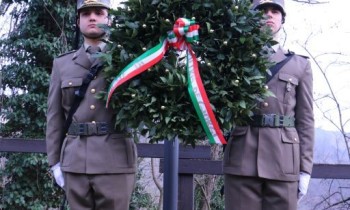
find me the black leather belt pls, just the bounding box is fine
[67,122,116,136]
[250,114,295,127]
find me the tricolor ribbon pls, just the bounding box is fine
[106,18,227,144]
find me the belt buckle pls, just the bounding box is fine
[262,114,275,127]
[87,123,97,135]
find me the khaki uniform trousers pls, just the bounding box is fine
[64,172,135,210]
[224,174,298,210]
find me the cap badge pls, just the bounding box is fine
[84,0,98,3]
[259,0,273,3]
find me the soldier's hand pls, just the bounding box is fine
[51,162,65,189]
[298,172,311,202]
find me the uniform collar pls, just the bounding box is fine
[269,44,287,64]
[84,42,107,52]
[271,44,279,53]
[72,46,91,70]
[72,40,107,69]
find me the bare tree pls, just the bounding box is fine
[297,23,350,210]
[195,144,223,210]
[301,34,350,160]
[291,0,329,4]
[151,158,163,210]
[285,1,350,209]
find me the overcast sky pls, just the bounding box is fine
[283,0,350,132]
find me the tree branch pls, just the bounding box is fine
[291,0,329,4]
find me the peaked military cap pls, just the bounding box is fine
[77,0,111,11]
[252,0,286,16]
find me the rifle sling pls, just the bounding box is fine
[266,54,294,83]
[60,63,104,148]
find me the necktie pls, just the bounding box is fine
[87,46,101,63]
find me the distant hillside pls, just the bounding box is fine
[314,128,348,164]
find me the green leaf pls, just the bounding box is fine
[206,22,212,32]
[239,37,246,44]
[160,76,167,83]
[217,54,225,60]
[239,101,246,108]
[125,21,139,29]
[165,117,171,124]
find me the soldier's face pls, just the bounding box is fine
[261,6,283,34]
[78,7,110,40]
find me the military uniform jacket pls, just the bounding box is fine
[223,46,314,181]
[46,46,137,174]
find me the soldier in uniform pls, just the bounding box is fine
[223,0,314,209]
[46,0,137,209]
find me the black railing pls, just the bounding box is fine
[1,138,350,209]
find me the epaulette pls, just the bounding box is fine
[56,50,77,58]
[286,50,309,59]
[285,50,295,56]
[296,54,309,59]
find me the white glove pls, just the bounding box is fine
[51,162,65,189]
[298,172,311,202]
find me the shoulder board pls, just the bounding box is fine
[56,50,77,58]
[296,54,309,59]
[285,50,295,56]
[286,50,309,59]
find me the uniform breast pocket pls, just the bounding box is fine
[61,78,83,107]
[277,73,298,104]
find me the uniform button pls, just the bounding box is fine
[90,105,96,110]
[294,137,298,141]
[263,102,269,107]
[264,85,269,90]
[91,121,96,124]
[91,88,96,94]
[289,78,292,82]
[68,82,73,86]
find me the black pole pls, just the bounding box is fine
[74,3,80,50]
[163,138,179,210]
